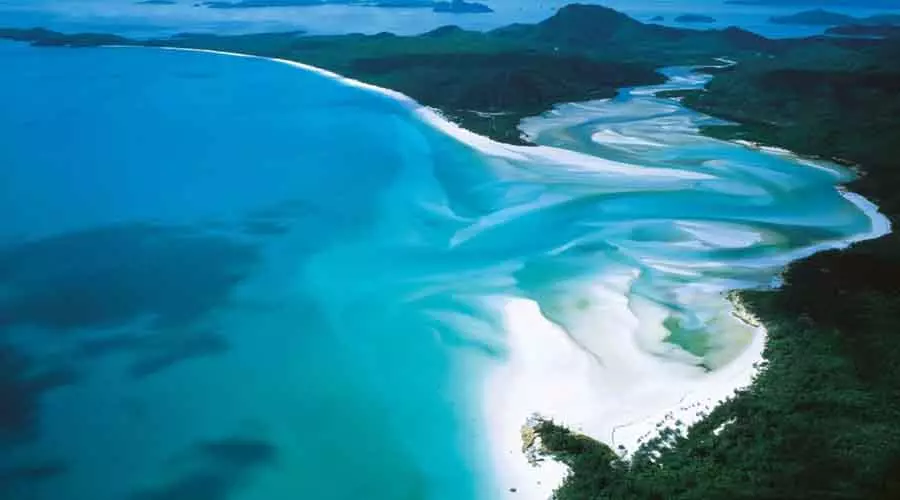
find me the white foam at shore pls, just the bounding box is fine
[841,190,893,241]
[152,46,415,104]
[147,47,541,162]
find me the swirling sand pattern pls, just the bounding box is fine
[0,43,888,499]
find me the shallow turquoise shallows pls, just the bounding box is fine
[0,42,887,500]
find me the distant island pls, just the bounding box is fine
[675,14,716,24]
[434,0,491,13]
[201,0,493,12]
[728,0,900,7]
[202,0,337,7]
[826,23,900,37]
[771,9,857,25]
[771,9,900,26]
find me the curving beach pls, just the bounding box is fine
[0,39,890,500]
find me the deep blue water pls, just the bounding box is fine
[0,42,888,500]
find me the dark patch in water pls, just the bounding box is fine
[131,472,233,500]
[130,436,277,500]
[0,460,68,483]
[241,199,326,236]
[0,345,77,444]
[199,438,279,468]
[77,333,147,358]
[0,459,68,498]
[0,224,257,332]
[129,330,230,378]
[247,199,316,221]
[243,219,291,236]
[77,329,231,379]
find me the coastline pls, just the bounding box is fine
[3,8,897,494]
[118,45,892,500]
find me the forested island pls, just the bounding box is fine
[770,9,900,26]
[199,0,494,13]
[3,5,900,498]
[674,14,716,24]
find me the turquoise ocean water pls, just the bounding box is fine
[0,42,888,499]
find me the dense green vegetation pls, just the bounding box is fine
[674,14,717,24]
[0,27,130,47]
[4,5,900,498]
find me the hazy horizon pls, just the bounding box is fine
[1,0,897,38]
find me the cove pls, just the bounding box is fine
[0,41,888,500]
